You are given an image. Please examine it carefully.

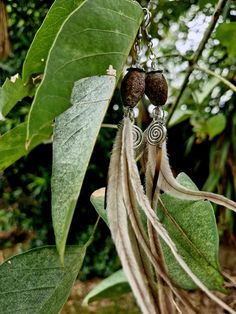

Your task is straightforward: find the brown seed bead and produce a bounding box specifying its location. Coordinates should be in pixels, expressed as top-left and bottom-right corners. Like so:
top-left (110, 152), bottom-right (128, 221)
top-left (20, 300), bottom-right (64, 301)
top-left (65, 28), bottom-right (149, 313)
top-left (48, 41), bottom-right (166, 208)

top-left (145, 71), bottom-right (168, 106)
top-left (121, 68), bottom-right (145, 107)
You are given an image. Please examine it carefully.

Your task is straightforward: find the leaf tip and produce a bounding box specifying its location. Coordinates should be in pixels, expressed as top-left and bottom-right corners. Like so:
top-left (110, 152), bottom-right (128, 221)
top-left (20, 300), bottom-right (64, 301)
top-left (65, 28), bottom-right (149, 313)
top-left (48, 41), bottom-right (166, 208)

top-left (81, 297), bottom-right (89, 307)
top-left (90, 187), bottom-right (106, 200)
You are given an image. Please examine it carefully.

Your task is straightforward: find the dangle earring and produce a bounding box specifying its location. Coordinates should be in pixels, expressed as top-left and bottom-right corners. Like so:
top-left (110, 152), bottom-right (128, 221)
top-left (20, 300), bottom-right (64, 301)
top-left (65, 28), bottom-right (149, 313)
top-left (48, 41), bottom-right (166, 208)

top-left (120, 23), bottom-right (146, 149)
top-left (106, 23), bottom-right (160, 312)
top-left (146, 105), bottom-right (167, 147)
top-left (145, 70), bottom-right (168, 147)
top-left (143, 23), bottom-right (168, 148)
top-left (120, 67), bottom-right (145, 149)
top-left (140, 12), bottom-right (169, 204)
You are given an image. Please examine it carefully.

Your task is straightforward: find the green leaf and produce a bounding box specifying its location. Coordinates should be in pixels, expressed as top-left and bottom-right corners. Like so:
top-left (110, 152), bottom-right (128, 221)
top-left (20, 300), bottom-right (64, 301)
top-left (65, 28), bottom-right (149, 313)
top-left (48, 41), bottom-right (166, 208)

top-left (51, 75), bottom-right (116, 262)
top-left (193, 77), bottom-right (220, 105)
top-left (90, 187), bottom-right (109, 226)
top-left (0, 245), bottom-right (86, 314)
top-left (157, 173), bottom-right (224, 291)
top-left (22, 0), bottom-right (84, 82)
top-left (0, 75), bottom-right (34, 119)
top-left (0, 122), bottom-right (52, 171)
top-left (26, 0), bottom-right (143, 143)
top-left (82, 269), bottom-right (130, 305)
top-left (168, 109), bottom-right (193, 128)
top-left (206, 114), bottom-right (226, 139)
top-left (90, 187), bottom-right (147, 231)
top-left (216, 22), bottom-right (236, 59)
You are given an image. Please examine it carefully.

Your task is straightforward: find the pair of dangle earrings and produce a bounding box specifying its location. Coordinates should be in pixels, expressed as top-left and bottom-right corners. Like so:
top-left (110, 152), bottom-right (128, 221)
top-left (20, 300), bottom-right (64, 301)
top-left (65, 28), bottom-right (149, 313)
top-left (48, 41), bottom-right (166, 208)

top-left (121, 67), bottom-right (168, 150)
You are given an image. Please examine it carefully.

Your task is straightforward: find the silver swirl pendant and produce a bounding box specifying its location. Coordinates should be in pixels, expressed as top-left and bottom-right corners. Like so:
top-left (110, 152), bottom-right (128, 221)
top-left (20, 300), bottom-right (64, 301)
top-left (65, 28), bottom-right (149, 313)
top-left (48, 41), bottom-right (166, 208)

top-left (132, 125), bottom-right (143, 149)
top-left (146, 120), bottom-right (167, 146)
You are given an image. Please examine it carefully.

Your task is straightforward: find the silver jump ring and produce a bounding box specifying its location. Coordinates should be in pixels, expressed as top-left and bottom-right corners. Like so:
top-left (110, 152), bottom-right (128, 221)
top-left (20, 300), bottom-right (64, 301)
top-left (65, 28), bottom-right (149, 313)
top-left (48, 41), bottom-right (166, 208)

top-left (124, 107), bottom-right (135, 122)
top-left (152, 107), bottom-right (165, 122)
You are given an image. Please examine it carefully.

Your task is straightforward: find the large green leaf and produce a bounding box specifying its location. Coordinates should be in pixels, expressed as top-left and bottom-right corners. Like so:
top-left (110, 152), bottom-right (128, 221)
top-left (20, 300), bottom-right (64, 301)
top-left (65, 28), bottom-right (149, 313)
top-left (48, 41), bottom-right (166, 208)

top-left (216, 22), bottom-right (236, 59)
top-left (157, 173), bottom-right (224, 291)
top-left (0, 122), bottom-right (52, 171)
top-left (26, 0), bottom-right (143, 143)
top-left (22, 0), bottom-right (84, 82)
top-left (0, 246), bottom-right (86, 314)
top-left (52, 75), bottom-right (115, 261)
top-left (82, 269), bottom-right (130, 305)
top-left (0, 75), bottom-right (34, 119)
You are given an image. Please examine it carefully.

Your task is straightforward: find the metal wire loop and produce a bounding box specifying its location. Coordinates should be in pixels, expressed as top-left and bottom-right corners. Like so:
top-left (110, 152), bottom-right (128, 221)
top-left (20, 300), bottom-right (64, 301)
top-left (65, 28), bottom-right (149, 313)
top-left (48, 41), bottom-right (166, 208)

top-left (142, 8), bottom-right (152, 28)
top-left (152, 106), bottom-right (165, 122)
top-left (124, 106), bottom-right (135, 122)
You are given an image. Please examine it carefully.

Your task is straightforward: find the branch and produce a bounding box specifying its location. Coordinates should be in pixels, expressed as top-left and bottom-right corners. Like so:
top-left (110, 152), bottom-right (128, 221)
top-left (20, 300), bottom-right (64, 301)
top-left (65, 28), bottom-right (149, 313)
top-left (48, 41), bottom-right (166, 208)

top-left (166, 0), bottom-right (229, 126)
top-left (101, 123), bottom-right (118, 129)
top-left (195, 65), bottom-right (236, 93)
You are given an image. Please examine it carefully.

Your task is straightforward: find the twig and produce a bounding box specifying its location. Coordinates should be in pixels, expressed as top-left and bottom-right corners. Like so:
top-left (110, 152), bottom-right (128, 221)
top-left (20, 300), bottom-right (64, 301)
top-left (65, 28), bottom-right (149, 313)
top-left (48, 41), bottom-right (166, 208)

top-left (194, 65), bottom-right (236, 93)
top-left (85, 216), bottom-right (100, 247)
top-left (223, 270), bottom-right (236, 288)
top-left (101, 123), bottom-right (118, 129)
top-left (166, 0), bottom-right (229, 126)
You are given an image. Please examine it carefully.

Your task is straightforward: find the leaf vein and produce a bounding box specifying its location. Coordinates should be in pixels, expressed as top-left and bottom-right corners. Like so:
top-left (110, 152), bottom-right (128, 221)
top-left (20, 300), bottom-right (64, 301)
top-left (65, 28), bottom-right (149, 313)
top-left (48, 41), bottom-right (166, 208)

top-left (54, 52), bottom-right (126, 74)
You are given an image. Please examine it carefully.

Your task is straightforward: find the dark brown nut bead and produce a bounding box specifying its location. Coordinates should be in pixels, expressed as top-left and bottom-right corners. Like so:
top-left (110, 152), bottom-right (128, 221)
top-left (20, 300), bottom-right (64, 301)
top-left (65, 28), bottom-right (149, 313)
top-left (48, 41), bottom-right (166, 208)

top-left (121, 68), bottom-right (145, 107)
top-left (145, 71), bottom-right (168, 106)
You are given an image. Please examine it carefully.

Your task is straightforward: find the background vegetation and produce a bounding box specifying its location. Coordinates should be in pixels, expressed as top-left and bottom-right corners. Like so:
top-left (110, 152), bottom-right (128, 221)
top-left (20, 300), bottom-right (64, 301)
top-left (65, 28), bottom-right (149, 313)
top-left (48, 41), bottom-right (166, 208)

top-left (0, 0), bottom-right (235, 283)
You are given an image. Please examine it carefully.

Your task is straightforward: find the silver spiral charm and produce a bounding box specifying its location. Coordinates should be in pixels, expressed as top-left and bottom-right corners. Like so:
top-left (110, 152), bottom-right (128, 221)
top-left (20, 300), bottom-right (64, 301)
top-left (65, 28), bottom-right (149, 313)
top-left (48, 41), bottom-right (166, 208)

top-left (146, 121), bottom-right (167, 146)
top-left (132, 125), bottom-right (143, 149)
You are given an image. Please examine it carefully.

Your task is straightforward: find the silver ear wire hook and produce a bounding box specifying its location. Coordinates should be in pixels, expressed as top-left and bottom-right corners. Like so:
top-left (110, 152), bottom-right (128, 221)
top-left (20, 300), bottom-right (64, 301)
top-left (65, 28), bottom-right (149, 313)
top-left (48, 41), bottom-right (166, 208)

top-left (134, 28), bottom-right (143, 68)
top-left (141, 8), bottom-right (159, 71)
top-left (142, 8), bottom-right (152, 28)
top-left (133, 7), bottom-right (159, 70)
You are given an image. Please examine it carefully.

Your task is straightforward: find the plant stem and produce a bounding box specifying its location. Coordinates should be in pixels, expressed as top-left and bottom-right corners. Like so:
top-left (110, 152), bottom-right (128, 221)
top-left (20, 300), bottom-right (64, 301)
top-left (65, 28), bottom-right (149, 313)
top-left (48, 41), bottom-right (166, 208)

top-left (166, 0), bottom-right (229, 126)
top-left (194, 65), bottom-right (236, 93)
top-left (101, 123), bottom-right (118, 129)
top-left (85, 216), bottom-right (100, 248)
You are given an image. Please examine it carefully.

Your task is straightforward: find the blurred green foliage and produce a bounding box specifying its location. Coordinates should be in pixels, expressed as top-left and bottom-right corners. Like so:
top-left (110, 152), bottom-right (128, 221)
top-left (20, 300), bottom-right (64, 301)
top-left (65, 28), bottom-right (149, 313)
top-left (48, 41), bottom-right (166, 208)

top-left (0, 0), bottom-right (236, 279)
top-left (0, 0), bottom-right (53, 79)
